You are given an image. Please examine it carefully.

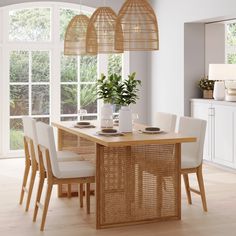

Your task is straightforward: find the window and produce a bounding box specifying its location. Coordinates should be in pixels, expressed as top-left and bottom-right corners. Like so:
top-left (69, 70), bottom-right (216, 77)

top-left (60, 54), bottom-right (98, 121)
top-left (225, 22), bottom-right (236, 64)
top-left (9, 8), bottom-right (51, 42)
top-left (0, 2), bottom-right (129, 157)
top-left (9, 50), bottom-right (50, 150)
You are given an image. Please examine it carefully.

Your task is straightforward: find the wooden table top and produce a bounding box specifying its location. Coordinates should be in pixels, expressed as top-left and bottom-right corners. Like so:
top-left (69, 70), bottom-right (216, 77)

top-left (52, 121), bottom-right (196, 147)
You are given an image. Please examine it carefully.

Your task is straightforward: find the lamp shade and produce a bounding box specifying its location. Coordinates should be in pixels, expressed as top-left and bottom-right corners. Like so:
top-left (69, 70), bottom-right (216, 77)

top-left (86, 7), bottom-right (123, 54)
top-left (209, 64), bottom-right (236, 80)
top-left (115, 0), bottom-right (159, 51)
top-left (64, 14), bottom-right (96, 55)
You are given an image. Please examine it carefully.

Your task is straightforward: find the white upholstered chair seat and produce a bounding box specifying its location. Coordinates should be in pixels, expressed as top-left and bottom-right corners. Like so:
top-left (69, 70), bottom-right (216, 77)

top-left (181, 155), bottom-right (199, 169)
top-left (57, 150), bottom-right (84, 162)
top-left (58, 161), bottom-right (95, 179)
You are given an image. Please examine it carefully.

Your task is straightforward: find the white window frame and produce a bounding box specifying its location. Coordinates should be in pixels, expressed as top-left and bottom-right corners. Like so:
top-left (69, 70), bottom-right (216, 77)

top-left (0, 2), bottom-right (130, 158)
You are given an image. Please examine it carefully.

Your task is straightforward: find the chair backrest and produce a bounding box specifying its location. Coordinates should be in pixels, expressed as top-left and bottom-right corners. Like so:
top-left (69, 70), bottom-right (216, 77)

top-left (22, 116), bottom-right (39, 163)
top-left (178, 116), bottom-right (207, 168)
top-left (155, 112), bottom-right (177, 132)
top-left (36, 122), bottom-right (60, 178)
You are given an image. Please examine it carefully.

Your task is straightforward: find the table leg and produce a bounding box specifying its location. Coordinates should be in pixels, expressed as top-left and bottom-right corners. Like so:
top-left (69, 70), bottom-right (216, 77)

top-left (96, 144), bottom-right (102, 229)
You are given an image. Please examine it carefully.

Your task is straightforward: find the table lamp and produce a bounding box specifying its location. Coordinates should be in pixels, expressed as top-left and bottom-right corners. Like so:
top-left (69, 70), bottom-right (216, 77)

top-left (209, 64), bottom-right (236, 101)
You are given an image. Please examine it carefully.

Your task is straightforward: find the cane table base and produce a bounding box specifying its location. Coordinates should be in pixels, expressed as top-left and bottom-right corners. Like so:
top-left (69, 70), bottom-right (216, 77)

top-left (96, 143), bottom-right (180, 228)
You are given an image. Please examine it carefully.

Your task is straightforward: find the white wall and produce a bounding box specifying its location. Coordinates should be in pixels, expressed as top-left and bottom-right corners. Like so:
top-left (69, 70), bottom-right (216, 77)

top-left (184, 23), bottom-right (205, 116)
top-left (205, 23), bottom-right (225, 75)
top-left (149, 0), bottom-right (236, 123)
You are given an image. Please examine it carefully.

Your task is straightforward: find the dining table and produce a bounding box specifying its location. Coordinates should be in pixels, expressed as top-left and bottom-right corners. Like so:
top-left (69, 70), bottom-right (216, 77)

top-left (52, 121), bottom-right (196, 229)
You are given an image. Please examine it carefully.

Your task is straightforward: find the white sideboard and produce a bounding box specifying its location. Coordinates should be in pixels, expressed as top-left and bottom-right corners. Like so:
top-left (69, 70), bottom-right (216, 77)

top-left (191, 99), bottom-right (236, 169)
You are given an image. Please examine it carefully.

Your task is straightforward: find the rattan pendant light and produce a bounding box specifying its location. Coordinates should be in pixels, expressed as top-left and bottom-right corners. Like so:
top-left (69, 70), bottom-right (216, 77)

top-left (115, 0), bottom-right (159, 51)
top-left (64, 14), bottom-right (96, 55)
top-left (86, 7), bottom-right (123, 54)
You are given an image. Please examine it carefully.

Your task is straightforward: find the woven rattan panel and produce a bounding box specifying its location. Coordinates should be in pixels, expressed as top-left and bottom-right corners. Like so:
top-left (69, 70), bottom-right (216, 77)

top-left (98, 144), bottom-right (179, 227)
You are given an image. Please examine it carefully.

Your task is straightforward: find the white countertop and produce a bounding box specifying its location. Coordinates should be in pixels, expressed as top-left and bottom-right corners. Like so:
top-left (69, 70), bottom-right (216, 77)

top-left (191, 98), bottom-right (236, 107)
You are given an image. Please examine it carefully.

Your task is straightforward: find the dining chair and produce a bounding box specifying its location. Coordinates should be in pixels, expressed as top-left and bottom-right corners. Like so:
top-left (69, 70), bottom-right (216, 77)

top-left (178, 116), bottom-right (207, 211)
top-left (136, 112), bottom-right (177, 208)
top-left (155, 112), bottom-right (177, 132)
top-left (19, 117), bottom-right (84, 212)
top-left (35, 122), bottom-right (95, 231)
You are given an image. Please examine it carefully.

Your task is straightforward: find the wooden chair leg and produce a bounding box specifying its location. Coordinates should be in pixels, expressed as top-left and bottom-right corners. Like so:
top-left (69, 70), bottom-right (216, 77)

top-left (183, 173), bottom-right (192, 205)
top-left (19, 164), bottom-right (30, 205)
top-left (40, 183), bottom-right (53, 231)
top-left (25, 168), bottom-right (37, 212)
top-left (33, 176), bottom-right (45, 222)
top-left (196, 166), bottom-right (208, 212)
top-left (86, 183), bottom-right (90, 214)
top-left (80, 184), bottom-right (83, 208)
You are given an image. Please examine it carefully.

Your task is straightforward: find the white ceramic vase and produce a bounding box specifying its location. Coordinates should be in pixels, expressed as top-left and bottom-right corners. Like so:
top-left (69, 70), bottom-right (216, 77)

top-left (100, 103), bottom-right (113, 128)
top-left (119, 106), bottom-right (132, 132)
top-left (213, 81), bottom-right (225, 101)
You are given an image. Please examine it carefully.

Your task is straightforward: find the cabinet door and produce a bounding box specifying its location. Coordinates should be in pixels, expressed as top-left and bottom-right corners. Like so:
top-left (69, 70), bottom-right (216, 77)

top-left (191, 102), bottom-right (211, 161)
top-left (213, 105), bottom-right (234, 167)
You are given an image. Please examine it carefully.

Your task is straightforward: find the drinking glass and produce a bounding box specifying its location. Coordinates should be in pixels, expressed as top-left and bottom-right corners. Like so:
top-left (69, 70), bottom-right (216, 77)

top-left (78, 109), bottom-right (87, 121)
top-left (132, 113), bottom-right (139, 130)
top-left (102, 115), bottom-right (113, 128)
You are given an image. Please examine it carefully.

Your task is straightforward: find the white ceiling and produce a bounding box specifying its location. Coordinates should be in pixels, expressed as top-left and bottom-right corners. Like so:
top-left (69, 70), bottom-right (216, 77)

top-left (0, 0), bottom-right (125, 11)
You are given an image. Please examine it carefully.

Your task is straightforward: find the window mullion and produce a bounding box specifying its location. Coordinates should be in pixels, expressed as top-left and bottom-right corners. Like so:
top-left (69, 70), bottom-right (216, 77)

top-left (29, 51), bottom-right (32, 117)
top-left (78, 56), bottom-right (81, 120)
top-left (50, 5), bottom-right (61, 123)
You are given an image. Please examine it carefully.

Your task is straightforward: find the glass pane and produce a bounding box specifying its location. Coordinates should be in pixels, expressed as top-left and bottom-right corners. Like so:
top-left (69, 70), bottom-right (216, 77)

top-left (10, 51), bottom-right (29, 82)
top-left (32, 85), bottom-right (50, 115)
top-left (32, 51), bottom-right (50, 82)
top-left (226, 23), bottom-right (236, 46)
top-left (108, 54), bottom-right (122, 76)
top-left (80, 84), bottom-right (97, 113)
top-left (80, 56), bottom-right (97, 82)
top-left (61, 84), bottom-right (77, 114)
top-left (60, 8), bottom-right (79, 41)
top-left (82, 115), bottom-right (97, 120)
top-left (34, 117), bottom-right (50, 124)
top-left (227, 54), bottom-right (236, 64)
top-left (10, 85), bottom-right (29, 116)
top-left (9, 8), bottom-right (50, 42)
top-left (10, 118), bottom-right (24, 150)
top-left (61, 116), bottom-right (77, 121)
top-left (61, 54), bottom-right (78, 82)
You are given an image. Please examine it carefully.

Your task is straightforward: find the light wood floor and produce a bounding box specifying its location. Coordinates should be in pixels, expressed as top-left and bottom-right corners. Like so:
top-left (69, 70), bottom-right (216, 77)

top-left (1, 158), bottom-right (236, 236)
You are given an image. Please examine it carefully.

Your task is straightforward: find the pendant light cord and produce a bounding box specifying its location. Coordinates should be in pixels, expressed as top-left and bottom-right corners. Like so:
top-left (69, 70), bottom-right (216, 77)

top-left (80, 0), bottom-right (82, 13)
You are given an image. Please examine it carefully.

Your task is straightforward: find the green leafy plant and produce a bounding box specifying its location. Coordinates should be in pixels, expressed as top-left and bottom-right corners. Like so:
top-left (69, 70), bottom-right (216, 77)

top-left (115, 72), bottom-right (141, 106)
top-left (96, 73), bottom-right (122, 104)
top-left (198, 76), bottom-right (215, 91)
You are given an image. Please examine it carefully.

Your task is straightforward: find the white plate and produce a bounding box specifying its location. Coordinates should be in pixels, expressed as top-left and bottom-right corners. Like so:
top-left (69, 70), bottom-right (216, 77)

top-left (74, 124), bottom-right (95, 128)
top-left (96, 131), bottom-right (124, 136)
top-left (139, 129), bottom-right (164, 134)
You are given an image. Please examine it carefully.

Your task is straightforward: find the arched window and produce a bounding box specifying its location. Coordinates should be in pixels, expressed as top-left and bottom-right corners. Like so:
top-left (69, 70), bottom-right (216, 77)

top-left (0, 2), bottom-right (129, 157)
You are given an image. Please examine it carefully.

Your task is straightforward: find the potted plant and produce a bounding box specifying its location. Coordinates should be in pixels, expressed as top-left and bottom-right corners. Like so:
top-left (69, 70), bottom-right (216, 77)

top-left (115, 72), bottom-right (141, 132)
top-left (96, 73), bottom-right (121, 127)
top-left (198, 76), bottom-right (215, 99)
